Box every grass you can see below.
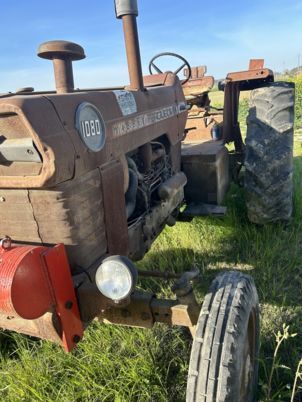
[0,78,301,401]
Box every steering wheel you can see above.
[149,52,192,85]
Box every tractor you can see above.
[0,1,295,401]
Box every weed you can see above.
[291,358,302,402]
[261,324,297,402]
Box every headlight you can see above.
[95,255,138,302]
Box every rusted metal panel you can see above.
[0,169,107,270]
[100,160,129,256]
[182,76,214,97]
[185,109,223,142]
[249,59,264,70]
[222,81,243,149]
[0,311,62,344]
[143,73,170,87]
[46,80,185,171]
[219,61,274,150]
[184,66,207,79]
[31,169,107,270]
[0,72,186,189]
[0,98,75,188]
[0,162,42,176]
[226,68,273,83]
[0,112,29,139]
[0,77,186,267]
[183,62,273,154]
[170,142,182,174]
[182,65,214,101]
[181,141,229,205]
[0,189,41,242]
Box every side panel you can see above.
[100,160,129,256]
[181,141,229,205]
[0,169,107,270]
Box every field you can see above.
[0,76,301,402]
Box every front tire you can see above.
[186,271,259,402]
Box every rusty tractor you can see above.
[0,0,295,401]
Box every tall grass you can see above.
[0,76,301,401]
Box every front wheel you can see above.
[186,271,260,402]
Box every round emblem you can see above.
[75,102,106,152]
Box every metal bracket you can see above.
[179,203,227,220]
[91,268,201,336]
[0,137,42,163]
[42,244,84,351]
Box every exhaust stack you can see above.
[115,0,145,91]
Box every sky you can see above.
[0,0,301,92]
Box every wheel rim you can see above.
[239,308,257,401]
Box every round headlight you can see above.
[95,255,138,302]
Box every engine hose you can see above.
[125,168,138,219]
[127,156,144,181]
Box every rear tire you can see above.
[186,271,259,402]
[244,82,295,224]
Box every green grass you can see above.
[0,78,301,401]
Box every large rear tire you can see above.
[244,82,295,224]
[186,271,259,402]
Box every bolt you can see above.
[73,335,81,344]
[27,149,34,155]
[0,197,5,202]
[0,236,12,250]
[65,300,73,310]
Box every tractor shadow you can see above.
[138,154,302,401]
[139,158,302,311]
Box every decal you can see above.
[112,104,184,138]
[113,90,137,116]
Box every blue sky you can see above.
[0,0,301,92]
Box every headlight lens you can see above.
[95,256,137,302]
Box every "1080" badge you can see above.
[75,102,106,152]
